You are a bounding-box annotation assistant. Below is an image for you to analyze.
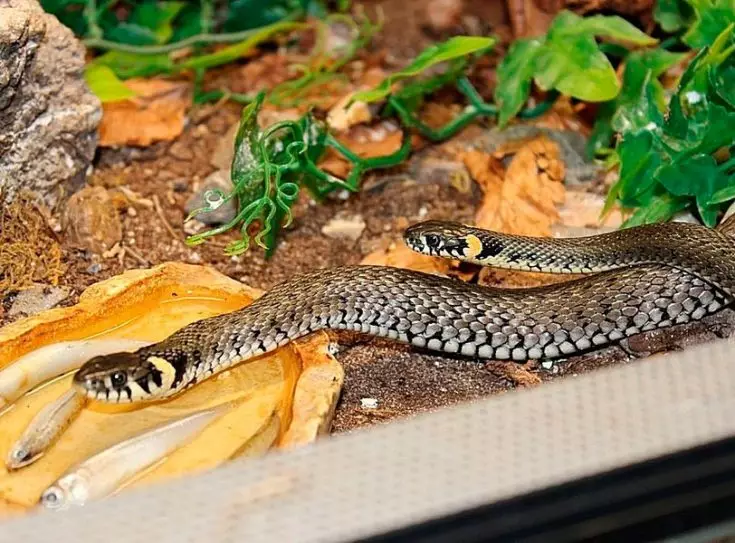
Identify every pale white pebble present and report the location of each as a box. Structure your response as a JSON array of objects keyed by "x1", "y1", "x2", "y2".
[{"x1": 360, "y1": 398, "x2": 379, "y2": 409}]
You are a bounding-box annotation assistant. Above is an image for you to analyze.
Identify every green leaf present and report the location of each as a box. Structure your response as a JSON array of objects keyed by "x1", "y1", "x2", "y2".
[
  {"x1": 232, "y1": 93, "x2": 266, "y2": 199},
  {"x1": 622, "y1": 192, "x2": 689, "y2": 227},
  {"x1": 351, "y1": 36, "x2": 496, "y2": 104},
  {"x1": 615, "y1": 130, "x2": 664, "y2": 208},
  {"x1": 170, "y1": 3, "x2": 205, "y2": 42},
  {"x1": 693, "y1": 103, "x2": 735, "y2": 154},
  {"x1": 532, "y1": 13, "x2": 620, "y2": 101},
  {"x1": 573, "y1": 13, "x2": 658, "y2": 46},
  {"x1": 710, "y1": 55, "x2": 735, "y2": 108},
  {"x1": 657, "y1": 154, "x2": 719, "y2": 197},
  {"x1": 92, "y1": 51, "x2": 174, "y2": 79},
  {"x1": 83, "y1": 64, "x2": 136, "y2": 103},
  {"x1": 223, "y1": 0, "x2": 293, "y2": 32},
  {"x1": 130, "y1": 1, "x2": 186, "y2": 44},
  {"x1": 390, "y1": 58, "x2": 468, "y2": 114},
  {"x1": 610, "y1": 49, "x2": 684, "y2": 134},
  {"x1": 533, "y1": 33, "x2": 619, "y2": 101},
  {"x1": 682, "y1": 0, "x2": 735, "y2": 48},
  {"x1": 586, "y1": 101, "x2": 616, "y2": 158},
  {"x1": 179, "y1": 20, "x2": 303, "y2": 70},
  {"x1": 106, "y1": 23, "x2": 160, "y2": 46},
  {"x1": 494, "y1": 38, "x2": 543, "y2": 127},
  {"x1": 710, "y1": 179, "x2": 735, "y2": 203},
  {"x1": 657, "y1": 154, "x2": 731, "y2": 226},
  {"x1": 612, "y1": 70, "x2": 663, "y2": 133},
  {"x1": 654, "y1": 0, "x2": 694, "y2": 32}
]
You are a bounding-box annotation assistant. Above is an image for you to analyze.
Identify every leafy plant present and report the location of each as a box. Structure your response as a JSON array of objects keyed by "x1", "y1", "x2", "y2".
[
  {"x1": 605, "y1": 24, "x2": 735, "y2": 228},
  {"x1": 654, "y1": 0, "x2": 735, "y2": 47},
  {"x1": 351, "y1": 35, "x2": 496, "y2": 104},
  {"x1": 586, "y1": 47, "x2": 687, "y2": 157},
  {"x1": 83, "y1": 19, "x2": 304, "y2": 102},
  {"x1": 352, "y1": 35, "x2": 558, "y2": 143},
  {"x1": 185, "y1": 93, "x2": 411, "y2": 256},
  {"x1": 42, "y1": 1, "x2": 331, "y2": 44},
  {"x1": 493, "y1": 10, "x2": 657, "y2": 127}
]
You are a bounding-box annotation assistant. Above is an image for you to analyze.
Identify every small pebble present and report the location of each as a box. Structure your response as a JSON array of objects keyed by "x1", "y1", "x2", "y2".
[
  {"x1": 321, "y1": 214, "x2": 366, "y2": 241},
  {"x1": 86, "y1": 262, "x2": 102, "y2": 274},
  {"x1": 360, "y1": 398, "x2": 379, "y2": 409},
  {"x1": 184, "y1": 219, "x2": 207, "y2": 236}
]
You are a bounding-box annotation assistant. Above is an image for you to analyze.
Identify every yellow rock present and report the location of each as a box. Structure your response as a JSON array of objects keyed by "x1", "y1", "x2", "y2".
[{"x1": 0, "y1": 262, "x2": 343, "y2": 516}]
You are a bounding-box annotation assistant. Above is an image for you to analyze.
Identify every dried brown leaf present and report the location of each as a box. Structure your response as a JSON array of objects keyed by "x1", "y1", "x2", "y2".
[
  {"x1": 459, "y1": 149, "x2": 504, "y2": 194},
  {"x1": 360, "y1": 242, "x2": 450, "y2": 275},
  {"x1": 472, "y1": 134, "x2": 565, "y2": 237},
  {"x1": 99, "y1": 79, "x2": 192, "y2": 147}
]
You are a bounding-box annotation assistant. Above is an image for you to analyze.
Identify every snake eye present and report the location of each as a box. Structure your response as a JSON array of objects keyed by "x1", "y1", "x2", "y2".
[
  {"x1": 424, "y1": 234, "x2": 440, "y2": 249},
  {"x1": 110, "y1": 371, "x2": 127, "y2": 388}
]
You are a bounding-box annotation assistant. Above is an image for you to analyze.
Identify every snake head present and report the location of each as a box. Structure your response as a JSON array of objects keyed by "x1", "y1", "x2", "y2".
[
  {"x1": 73, "y1": 352, "x2": 177, "y2": 403},
  {"x1": 404, "y1": 220, "x2": 476, "y2": 259}
]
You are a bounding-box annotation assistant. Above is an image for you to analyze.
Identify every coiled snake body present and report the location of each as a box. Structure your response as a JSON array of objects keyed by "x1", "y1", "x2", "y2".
[{"x1": 74, "y1": 220, "x2": 735, "y2": 403}]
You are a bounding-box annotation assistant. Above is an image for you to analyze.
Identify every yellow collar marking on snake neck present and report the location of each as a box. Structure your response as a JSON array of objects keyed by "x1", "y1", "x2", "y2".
[
  {"x1": 465, "y1": 234, "x2": 483, "y2": 259},
  {"x1": 147, "y1": 356, "x2": 176, "y2": 389}
]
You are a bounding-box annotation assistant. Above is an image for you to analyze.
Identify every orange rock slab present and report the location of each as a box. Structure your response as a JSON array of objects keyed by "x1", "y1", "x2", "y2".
[{"x1": 0, "y1": 262, "x2": 343, "y2": 516}]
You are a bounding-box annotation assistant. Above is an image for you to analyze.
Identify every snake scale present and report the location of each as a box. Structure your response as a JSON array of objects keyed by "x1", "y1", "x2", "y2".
[{"x1": 74, "y1": 220, "x2": 735, "y2": 403}]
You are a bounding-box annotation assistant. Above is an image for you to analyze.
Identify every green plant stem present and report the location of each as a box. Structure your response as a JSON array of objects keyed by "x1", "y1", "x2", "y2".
[
  {"x1": 387, "y1": 77, "x2": 559, "y2": 142},
  {"x1": 85, "y1": 0, "x2": 103, "y2": 40},
  {"x1": 200, "y1": 0, "x2": 213, "y2": 35},
  {"x1": 660, "y1": 35, "x2": 682, "y2": 50},
  {"x1": 194, "y1": 89, "x2": 254, "y2": 104},
  {"x1": 82, "y1": 10, "x2": 304, "y2": 53},
  {"x1": 518, "y1": 90, "x2": 560, "y2": 118}
]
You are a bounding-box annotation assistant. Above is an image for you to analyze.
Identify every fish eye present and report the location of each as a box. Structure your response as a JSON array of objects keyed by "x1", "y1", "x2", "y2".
[
  {"x1": 41, "y1": 488, "x2": 63, "y2": 508},
  {"x1": 424, "y1": 234, "x2": 440, "y2": 248},
  {"x1": 10, "y1": 447, "x2": 30, "y2": 463},
  {"x1": 110, "y1": 371, "x2": 127, "y2": 388}
]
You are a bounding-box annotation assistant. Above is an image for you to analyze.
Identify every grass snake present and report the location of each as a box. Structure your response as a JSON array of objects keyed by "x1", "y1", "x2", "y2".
[{"x1": 73, "y1": 220, "x2": 735, "y2": 403}]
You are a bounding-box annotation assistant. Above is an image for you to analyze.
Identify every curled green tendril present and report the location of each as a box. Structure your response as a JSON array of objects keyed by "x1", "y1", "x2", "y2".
[{"x1": 187, "y1": 31, "x2": 557, "y2": 258}]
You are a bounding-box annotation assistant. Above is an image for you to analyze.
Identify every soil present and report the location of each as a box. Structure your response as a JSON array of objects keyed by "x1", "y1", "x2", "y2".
[{"x1": 2, "y1": 0, "x2": 733, "y2": 436}]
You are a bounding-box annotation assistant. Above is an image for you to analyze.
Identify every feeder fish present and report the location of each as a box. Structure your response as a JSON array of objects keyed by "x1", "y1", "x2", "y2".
[
  {"x1": 0, "y1": 339, "x2": 151, "y2": 409},
  {"x1": 6, "y1": 388, "x2": 86, "y2": 470},
  {"x1": 39, "y1": 407, "x2": 225, "y2": 510}
]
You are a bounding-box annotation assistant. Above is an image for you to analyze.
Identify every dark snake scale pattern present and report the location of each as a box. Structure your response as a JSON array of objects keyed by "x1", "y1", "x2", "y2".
[{"x1": 74, "y1": 220, "x2": 735, "y2": 403}]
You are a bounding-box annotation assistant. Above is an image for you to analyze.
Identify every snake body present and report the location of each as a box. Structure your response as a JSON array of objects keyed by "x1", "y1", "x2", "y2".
[{"x1": 74, "y1": 221, "x2": 735, "y2": 404}]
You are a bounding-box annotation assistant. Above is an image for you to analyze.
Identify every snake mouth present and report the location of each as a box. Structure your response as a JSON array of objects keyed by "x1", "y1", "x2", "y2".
[
  {"x1": 73, "y1": 352, "x2": 171, "y2": 403},
  {"x1": 404, "y1": 221, "x2": 473, "y2": 258}
]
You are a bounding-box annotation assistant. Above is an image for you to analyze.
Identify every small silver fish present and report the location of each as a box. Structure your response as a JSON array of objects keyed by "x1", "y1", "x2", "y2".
[
  {"x1": 6, "y1": 388, "x2": 86, "y2": 470},
  {"x1": 0, "y1": 339, "x2": 151, "y2": 409},
  {"x1": 39, "y1": 407, "x2": 224, "y2": 511}
]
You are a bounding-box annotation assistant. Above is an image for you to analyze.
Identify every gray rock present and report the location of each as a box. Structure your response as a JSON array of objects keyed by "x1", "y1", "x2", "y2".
[
  {"x1": 8, "y1": 283, "x2": 70, "y2": 319},
  {"x1": 0, "y1": 0, "x2": 101, "y2": 207},
  {"x1": 474, "y1": 125, "x2": 603, "y2": 186},
  {"x1": 184, "y1": 170, "x2": 238, "y2": 225}
]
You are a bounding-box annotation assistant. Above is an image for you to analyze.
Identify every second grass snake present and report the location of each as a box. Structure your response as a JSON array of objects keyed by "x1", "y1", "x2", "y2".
[{"x1": 73, "y1": 219, "x2": 735, "y2": 403}]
